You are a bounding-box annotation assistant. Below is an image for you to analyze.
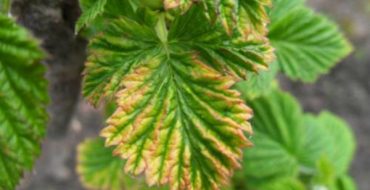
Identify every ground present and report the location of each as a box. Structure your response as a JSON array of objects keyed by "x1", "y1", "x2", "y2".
[{"x1": 17, "y1": 0, "x2": 370, "y2": 189}]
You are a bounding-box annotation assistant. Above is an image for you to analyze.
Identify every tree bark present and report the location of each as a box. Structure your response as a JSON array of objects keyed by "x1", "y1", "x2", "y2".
[{"x1": 11, "y1": 0, "x2": 87, "y2": 137}]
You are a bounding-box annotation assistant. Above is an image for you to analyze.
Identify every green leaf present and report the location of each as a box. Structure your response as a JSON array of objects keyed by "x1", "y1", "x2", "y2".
[
  {"x1": 239, "y1": 89, "x2": 356, "y2": 189},
  {"x1": 76, "y1": 0, "x2": 107, "y2": 33},
  {"x1": 82, "y1": 6, "x2": 273, "y2": 189},
  {"x1": 241, "y1": 89, "x2": 304, "y2": 184},
  {"x1": 256, "y1": 177, "x2": 306, "y2": 190},
  {"x1": 234, "y1": 61, "x2": 278, "y2": 100},
  {"x1": 302, "y1": 112, "x2": 356, "y2": 175},
  {"x1": 268, "y1": 0, "x2": 305, "y2": 23},
  {"x1": 0, "y1": 14, "x2": 47, "y2": 190},
  {"x1": 311, "y1": 159, "x2": 357, "y2": 190},
  {"x1": 312, "y1": 157, "x2": 337, "y2": 189},
  {"x1": 77, "y1": 138, "x2": 126, "y2": 190},
  {"x1": 77, "y1": 138, "x2": 169, "y2": 190},
  {"x1": 336, "y1": 175, "x2": 357, "y2": 190},
  {"x1": 269, "y1": 4, "x2": 352, "y2": 82}
]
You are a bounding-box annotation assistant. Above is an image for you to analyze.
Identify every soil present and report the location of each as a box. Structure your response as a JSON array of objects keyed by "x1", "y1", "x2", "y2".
[{"x1": 17, "y1": 0, "x2": 370, "y2": 189}]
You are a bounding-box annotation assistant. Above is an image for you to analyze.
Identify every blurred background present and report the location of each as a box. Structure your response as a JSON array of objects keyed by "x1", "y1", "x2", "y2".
[{"x1": 17, "y1": 0, "x2": 370, "y2": 189}]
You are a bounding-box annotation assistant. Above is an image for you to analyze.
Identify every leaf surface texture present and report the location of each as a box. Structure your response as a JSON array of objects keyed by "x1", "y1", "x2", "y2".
[
  {"x1": 269, "y1": 0, "x2": 352, "y2": 81},
  {"x1": 238, "y1": 89, "x2": 355, "y2": 189},
  {"x1": 0, "y1": 14, "x2": 47, "y2": 190},
  {"x1": 82, "y1": 5, "x2": 273, "y2": 190}
]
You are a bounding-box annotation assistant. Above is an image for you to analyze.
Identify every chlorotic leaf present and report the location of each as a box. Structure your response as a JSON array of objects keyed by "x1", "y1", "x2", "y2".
[
  {"x1": 82, "y1": 5, "x2": 273, "y2": 190},
  {"x1": 83, "y1": 7, "x2": 273, "y2": 105},
  {"x1": 0, "y1": 14, "x2": 47, "y2": 190},
  {"x1": 164, "y1": 0, "x2": 271, "y2": 39},
  {"x1": 269, "y1": 5, "x2": 352, "y2": 82},
  {"x1": 76, "y1": 0, "x2": 107, "y2": 33},
  {"x1": 167, "y1": 6, "x2": 274, "y2": 79},
  {"x1": 82, "y1": 14, "x2": 161, "y2": 105},
  {"x1": 77, "y1": 138, "x2": 169, "y2": 190},
  {"x1": 101, "y1": 55, "x2": 253, "y2": 190},
  {"x1": 163, "y1": 0, "x2": 192, "y2": 10}
]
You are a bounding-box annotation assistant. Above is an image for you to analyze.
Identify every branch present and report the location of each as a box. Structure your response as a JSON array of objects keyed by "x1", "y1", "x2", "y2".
[{"x1": 11, "y1": 0, "x2": 87, "y2": 137}]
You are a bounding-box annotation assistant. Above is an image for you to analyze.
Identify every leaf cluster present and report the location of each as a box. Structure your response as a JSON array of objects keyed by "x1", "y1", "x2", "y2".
[
  {"x1": 234, "y1": 89, "x2": 356, "y2": 190},
  {"x1": 75, "y1": 0, "x2": 355, "y2": 190},
  {"x1": 78, "y1": 0, "x2": 274, "y2": 189}
]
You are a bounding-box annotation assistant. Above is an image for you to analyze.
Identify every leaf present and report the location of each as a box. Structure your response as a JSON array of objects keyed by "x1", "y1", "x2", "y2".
[
  {"x1": 82, "y1": 6, "x2": 273, "y2": 190},
  {"x1": 82, "y1": 12, "x2": 161, "y2": 105},
  {"x1": 77, "y1": 138, "x2": 126, "y2": 190},
  {"x1": 312, "y1": 159, "x2": 357, "y2": 190},
  {"x1": 83, "y1": 7, "x2": 273, "y2": 105},
  {"x1": 239, "y1": 89, "x2": 356, "y2": 189},
  {"x1": 164, "y1": 0, "x2": 271, "y2": 39},
  {"x1": 268, "y1": 0, "x2": 305, "y2": 23},
  {"x1": 269, "y1": 4, "x2": 352, "y2": 82},
  {"x1": 234, "y1": 61, "x2": 278, "y2": 100},
  {"x1": 163, "y1": 0, "x2": 192, "y2": 10},
  {"x1": 77, "y1": 138, "x2": 169, "y2": 190},
  {"x1": 101, "y1": 54, "x2": 253, "y2": 190},
  {"x1": 336, "y1": 175, "x2": 357, "y2": 190},
  {"x1": 76, "y1": 0, "x2": 107, "y2": 33},
  {"x1": 312, "y1": 157, "x2": 337, "y2": 189},
  {"x1": 255, "y1": 177, "x2": 306, "y2": 190},
  {"x1": 241, "y1": 89, "x2": 304, "y2": 183},
  {"x1": 302, "y1": 112, "x2": 356, "y2": 175},
  {"x1": 168, "y1": 7, "x2": 274, "y2": 79},
  {"x1": 0, "y1": 14, "x2": 47, "y2": 190}
]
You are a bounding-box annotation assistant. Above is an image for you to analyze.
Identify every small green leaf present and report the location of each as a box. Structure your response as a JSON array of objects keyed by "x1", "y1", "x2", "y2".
[
  {"x1": 77, "y1": 138, "x2": 169, "y2": 190},
  {"x1": 269, "y1": 4, "x2": 352, "y2": 82},
  {"x1": 312, "y1": 157, "x2": 337, "y2": 189},
  {"x1": 336, "y1": 175, "x2": 357, "y2": 190},
  {"x1": 256, "y1": 177, "x2": 306, "y2": 190},
  {"x1": 302, "y1": 112, "x2": 356, "y2": 175},
  {"x1": 238, "y1": 89, "x2": 356, "y2": 189},
  {"x1": 311, "y1": 159, "x2": 357, "y2": 190},
  {"x1": 241, "y1": 89, "x2": 304, "y2": 183},
  {"x1": 0, "y1": 14, "x2": 47, "y2": 190},
  {"x1": 77, "y1": 138, "x2": 126, "y2": 190},
  {"x1": 76, "y1": 0, "x2": 107, "y2": 33},
  {"x1": 234, "y1": 61, "x2": 278, "y2": 100}
]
